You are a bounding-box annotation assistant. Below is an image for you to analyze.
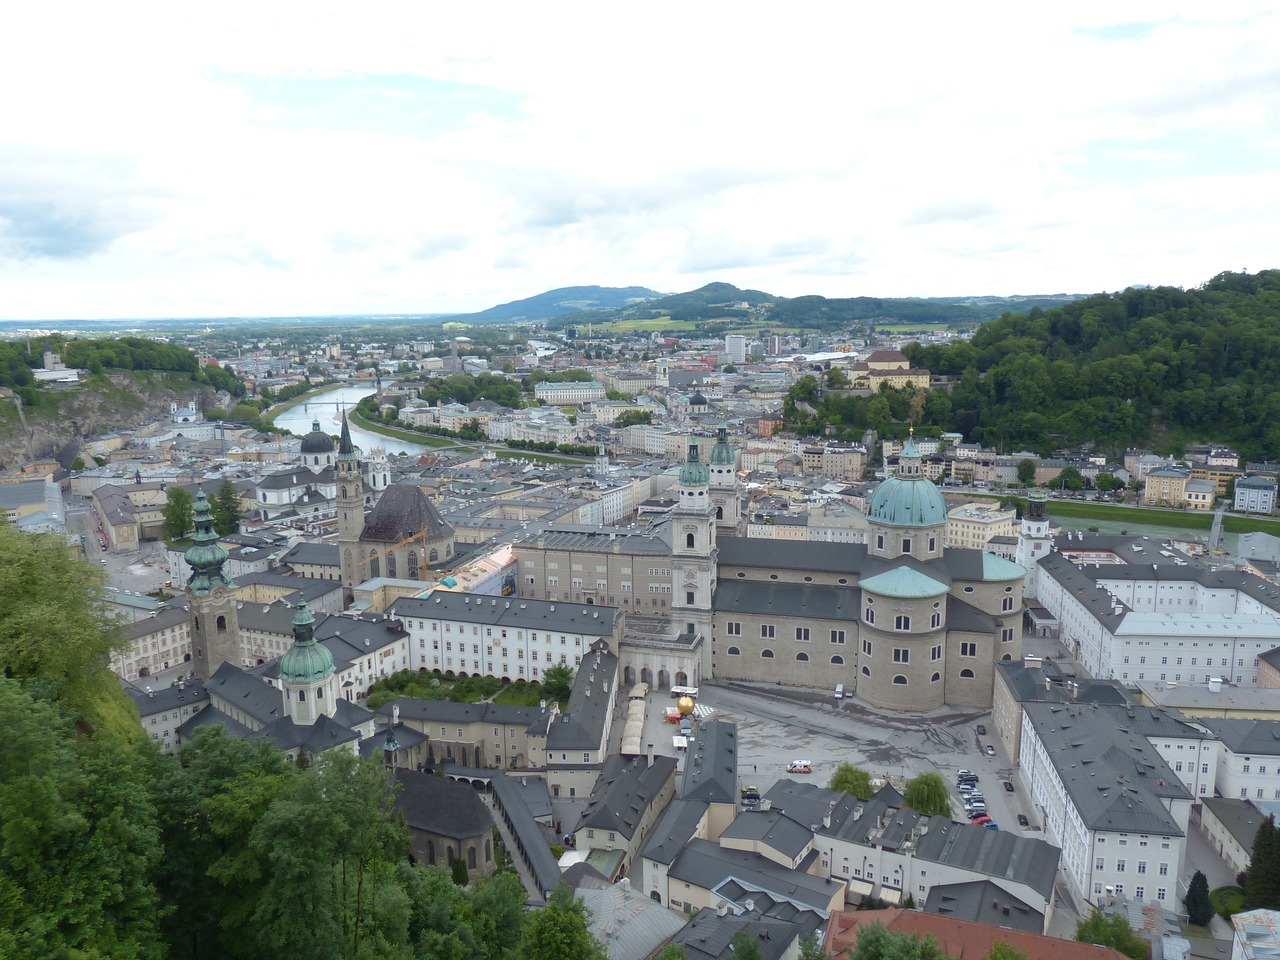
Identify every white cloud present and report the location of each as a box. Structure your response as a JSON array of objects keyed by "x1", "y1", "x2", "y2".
[{"x1": 1, "y1": 2, "x2": 1278, "y2": 317}]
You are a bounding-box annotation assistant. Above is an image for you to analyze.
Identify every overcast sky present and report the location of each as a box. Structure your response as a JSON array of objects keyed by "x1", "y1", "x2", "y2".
[{"x1": 3, "y1": 4, "x2": 1278, "y2": 319}]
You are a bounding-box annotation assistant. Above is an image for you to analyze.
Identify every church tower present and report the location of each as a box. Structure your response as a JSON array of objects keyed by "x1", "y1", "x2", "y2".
[
  {"x1": 366, "y1": 446, "x2": 391, "y2": 504},
  {"x1": 670, "y1": 437, "x2": 717, "y2": 677},
  {"x1": 708, "y1": 423, "x2": 741, "y2": 534},
  {"x1": 279, "y1": 601, "x2": 337, "y2": 725},
  {"x1": 336, "y1": 414, "x2": 364, "y2": 606},
  {"x1": 186, "y1": 490, "x2": 240, "y2": 680},
  {"x1": 1016, "y1": 489, "x2": 1053, "y2": 598}
]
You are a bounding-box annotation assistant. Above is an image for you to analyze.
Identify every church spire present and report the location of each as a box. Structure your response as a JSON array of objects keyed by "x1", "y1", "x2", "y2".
[{"x1": 338, "y1": 412, "x2": 356, "y2": 459}]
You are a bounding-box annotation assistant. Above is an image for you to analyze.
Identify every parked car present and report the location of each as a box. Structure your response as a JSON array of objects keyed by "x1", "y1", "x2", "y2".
[
  {"x1": 985, "y1": 744, "x2": 997, "y2": 757},
  {"x1": 971, "y1": 815, "x2": 992, "y2": 826},
  {"x1": 984, "y1": 821, "x2": 999, "y2": 831},
  {"x1": 787, "y1": 760, "x2": 813, "y2": 774},
  {"x1": 957, "y1": 769, "x2": 975, "y2": 778},
  {"x1": 1003, "y1": 781, "x2": 1015, "y2": 793},
  {"x1": 976, "y1": 724, "x2": 986, "y2": 735},
  {"x1": 1017, "y1": 814, "x2": 1029, "y2": 827},
  {"x1": 959, "y1": 783, "x2": 976, "y2": 794}
]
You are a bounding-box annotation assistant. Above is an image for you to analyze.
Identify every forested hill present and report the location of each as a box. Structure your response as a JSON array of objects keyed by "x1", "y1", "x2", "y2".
[
  {"x1": 446, "y1": 285, "x2": 663, "y2": 323},
  {"x1": 902, "y1": 269, "x2": 1280, "y2": 459}
]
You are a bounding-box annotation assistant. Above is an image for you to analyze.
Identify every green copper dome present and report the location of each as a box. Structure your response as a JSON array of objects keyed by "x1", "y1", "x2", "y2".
[
  {"x1": 868, "y1": 435, "x2": 947, "y2": 528},
  {"x1": 184, "y1": 490, "x2": 235, "y2": 595},
  {"x1": 279, "y1": 601, "x2": 334, "y2": 685},
  {"x1": 709, "y1": 424, "x2": 736, "y2": 466},
  {"x1": 679, "y1": 438, "x2": 710, "y2": 487}
]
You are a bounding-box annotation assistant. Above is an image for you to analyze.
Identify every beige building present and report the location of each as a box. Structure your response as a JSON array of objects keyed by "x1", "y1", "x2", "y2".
[
  {"x1": 946, "y1": 503, "x2": 1017, "y2": 551},
  {"x1": 1144, "y1": 466, "x2": 1190, "y2": 507},
  {"x1": 378, "y1": 697, "x2": 552, "y2": 769}
]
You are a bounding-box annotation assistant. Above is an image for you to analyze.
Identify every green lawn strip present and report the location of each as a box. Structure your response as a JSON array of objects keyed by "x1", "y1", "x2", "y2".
[
  {"x1": 349, "y1": 411, "x2": 464, "y2": 447},
  {"x1": 1210, "y1": 885, "x2": 1245, "y2": 920}
]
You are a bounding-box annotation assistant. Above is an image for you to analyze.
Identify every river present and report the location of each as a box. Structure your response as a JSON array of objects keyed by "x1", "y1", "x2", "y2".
[{"x1": 271, "y1": 383, "x2": 442, "y2": 457}]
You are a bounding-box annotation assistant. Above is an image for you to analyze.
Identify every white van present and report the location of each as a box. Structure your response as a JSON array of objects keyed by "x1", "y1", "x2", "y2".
[{"x1": 834, "y1": 684, "x2": 845, "y2": 700}]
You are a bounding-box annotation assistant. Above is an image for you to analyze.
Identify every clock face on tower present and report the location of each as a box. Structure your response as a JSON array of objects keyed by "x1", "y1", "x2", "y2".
[{"x1": 211, "y1": 585, "x2": 228, "y2": 601}]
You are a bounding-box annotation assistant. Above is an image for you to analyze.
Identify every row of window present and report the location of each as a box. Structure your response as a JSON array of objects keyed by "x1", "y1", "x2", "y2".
[
  {"x1": 1123, "y1": 655, "x2": 1259, "y2": 666},
  {"x1": 1094, "y1": 859, "x2": 1168, "y2": 875}
]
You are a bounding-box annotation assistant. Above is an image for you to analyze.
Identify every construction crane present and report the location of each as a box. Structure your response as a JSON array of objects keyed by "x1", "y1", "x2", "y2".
[{"x1": 364, "y1": 528, "x2": 447, "y2": 581}]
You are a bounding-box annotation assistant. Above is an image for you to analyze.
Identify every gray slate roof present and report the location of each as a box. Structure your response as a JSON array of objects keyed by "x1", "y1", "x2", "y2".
[
  {"x1": 575, "y1": 755, "x2": 678, "y2": 839},
  {"x1": 924, "y1": 879, "x2": 1043, "y2": 934},
  {"x1": 391, "y1": 768, "x2": 493, "y2": 839},
  {"x1": 126, "y1": 679, "x2": 208, "y2": 718},
  {"x1": 392, "y1": 591, "x2": 620, "y2": 637},
  {"x1": 718, "y1": 808, "x2": 814, "y2": 861},
  {"x1": 548, "y1": 643, "x2": 618, "y2": 753},
  {"x1": 490, "y1": 771, "x2": 563, "y2": 898},
  {"x1": 360, "y1": 482, "x2": 453, "y2": 543},
  {"x1": 682, "y1": 719, "x2": 739, "y2": 804},
  {"x1": 1022, "y1": 701, "x2": 1192, "y2": 836},
  {"x1": 1200, "y1": 719, "x2": 1280, "y2": 757},
  {"x1": 667, "y1": 838, "x2": 843, "y2": 914},
  {"x1": 642, "y1": 799, "x2": 710, "y2": 865},
  {"x1": 205, "y1": 661, "x2": 283, "y2": 727},
  {"x1": 712, "y1": 580, "x2": 858, "y2": 620},
  {"x1": 377, "y1": 697, "x2": 550, "y2": 732}
]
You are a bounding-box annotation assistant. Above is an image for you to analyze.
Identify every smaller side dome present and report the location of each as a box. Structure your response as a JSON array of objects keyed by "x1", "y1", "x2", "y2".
[
  {"x1": 301, "y1": 417, "x2": 336, "y2": 454},
  {"x1": 680, "y1": 438, "x2": 710, "y2": 487}
]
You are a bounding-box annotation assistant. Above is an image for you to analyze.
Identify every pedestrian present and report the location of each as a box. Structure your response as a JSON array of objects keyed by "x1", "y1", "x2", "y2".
[{"x1": 753, "y1": 764, "x2": 757, "y2": 773}]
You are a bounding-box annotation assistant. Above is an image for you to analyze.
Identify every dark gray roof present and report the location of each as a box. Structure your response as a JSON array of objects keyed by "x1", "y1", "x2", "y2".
[
  {"x1": 1200, "y1": 719, "x2": 1280, "y2": 757},
  {"x1": 175, "y1": 704, "x2": 253, "y2": 741},
  {"x1": 716, "y1": 536, "x2": 996, "y2": 586},
  {"x1": 682, "y1": 719, "x2": 739, "y2": 804},
  {"x1": 392, "y1": 592, "x2": 620, "y2": 638},
  {"x1": 1023, "y1": 701, "x2": 1192, "y2": 836},
  {"x1": 358, "y1": 722, "x2": 427, "y2": 761},
  {"x1": 923, "y1": 879, "x2": 1043, "y2": 934},
  {"x1": 490, "y1": 771, "x2": 563, "y2": 897},
  {"x1": 122, "y1": 604, "x2": 192, "y2": 640},
  {"x1": 248, "y1": 713, "x2": 361, "y2": 753},
  {"x1": 642, "y1": 798, "x2": 710, "y2": 865},
  {"x1": 670, "y1": 906, "x2": 825, "y2": 960},
  {"x1": 912, "y1": 817, "x2": 1060, "y2": 900},
  {"x1": 126, "y1": 679, "x2": 208, "y2": 718},
  {"x1": 377, "y1": 697, "x2": 550, "y2": 732},
  {"x1": 713, "y1": 580, "x2": 858, "y2": 620},
  {"x1": 996, "y1": 660, "x2": 1132, "y2": 706},
  {"x1": 761, "y1": 779, "x2": 867, "y2": 833},
  {"x1": 519, "y1": 523, "x2": 672, "y2": 554},
  {"x1": 205, "y1": 661, "x2": 283, "y2": 727},
  {"x1": 667, "y1": 838, "x2": 843, "y2": 914},
  {"x1": 278, "y1": 542, "x2": 340, "y2": 567},
  {"x1": 1202, "y1": 797, "x2": 1270, "y2": 852},
  {"x1": 575, "y1": 755, "x2": 678, "y2": 839},
  {"x1": 718, "y1": 808, "x2": 815, "y2": 861},
  {"x1": 360, "y1": 483, "x2": 453, "y2": 544},
  {"x1": 548, "y1": 643, "x2": 618, "y2": 752},
  {"x1": 391, "y1": 768, "x2": 493, "y2": 839}
]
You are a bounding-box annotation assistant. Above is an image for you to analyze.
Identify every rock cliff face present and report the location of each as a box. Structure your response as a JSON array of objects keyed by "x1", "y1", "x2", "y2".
[{"x1": 0, "y1": 375, "x2": 218, "y2": 468}]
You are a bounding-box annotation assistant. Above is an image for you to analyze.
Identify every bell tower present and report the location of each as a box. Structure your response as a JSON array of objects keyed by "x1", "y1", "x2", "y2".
[
  {"x1": 1016, "y1": 489, "x2": 1053, "y2": 598},
  {"x1": 336, "y1": 414, "x2": 365, "y2": 606},
  {"x1": 670, "y1": 437, "x2": 717, "y2": 678},
  {"x1": 186, "y1": 490, "x2": 240, "y2": 679},
  {"x1": 708, "y1": 423, "x2": 741, "y2": 534}
]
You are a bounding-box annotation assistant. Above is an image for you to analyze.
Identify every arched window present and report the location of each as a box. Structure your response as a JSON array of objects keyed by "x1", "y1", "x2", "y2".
[
  {"x1": 467, "y1": 847, "x2": 477, "y2": 869},
  {"x1": 408, "y1": 551, "x2": 419, "y2": 579},
  {"x1": 831, "y1": 655, "x2": 845, "y2": 665},
  {"x1": 387, "y1": 553, "x2": 397, "y2": 579},
  {"x1": 429, "y1": 548, "x2": 439, "y2": 563},
  {"x1": 369, "y1": 550, "x2": 380, "y2": 579},
  {"x1": 428, "y1": 840, "x2": 436, "y2": 865},
  {"x1": 298, "y1": 689, "x2": 306, "y2": 701},
  {"x1": 930, "y1": 613, "x2": 942, "y2": 629},
  {"x1": 216, "y1": 615, "x2": 227, "y2": 632},
  {"x1": 686, "y1": 533, "x2": 695, "y2": 548},
  {"x1": 193, "y1": 615, "x2": 200, "y2": 630},
  {"x1": 894, "y1": 615, "x2": 911, "y2": 631},
  {"x1": 761, "y1": 649, "x2": 775, "y2": 659},
  {"x1": 864, "y1": 608, "x2": 875, "y2": 624},
  {"x1": 796, "y1": 652, "x2": 809, "y2": 662},
  {"x1": 485, "y1": 839, "x2": 492, "y2": 862},
  {"x1": 344, "y1": 548, "x2": 352, "y2": 574},
  {"x1": 861, "y1": 665, "x2": 870, "y2": 677},
  {"x1": 716, "y1": 506, "x2": 724, "y2": 520},
  {"x1": 341, "y1": 486, "x2": 347, "y2": 499},
  {"x1": 960, "y1": 669, "x2": 975, "y2": 679},
  {"x1": 1001, "y1": 653, "x2": 1012, "y2": 661},
  {"x1": 893, "y1": 675, "x2": 908, "y2": 685},
  {"x1": 931, "y1": 672, "x2": 941, "y2": 683},
  {"x1": 727, "y1": 646, "x2": 740, "y2": 656},
  {"x1": 315, "y1": 687, "x2": 323, "y2": 699}
]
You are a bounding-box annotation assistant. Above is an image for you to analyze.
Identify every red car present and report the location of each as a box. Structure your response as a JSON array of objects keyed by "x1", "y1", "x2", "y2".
[{"x1": 971, "y1": 815, "x2": 993, "y2": 826}]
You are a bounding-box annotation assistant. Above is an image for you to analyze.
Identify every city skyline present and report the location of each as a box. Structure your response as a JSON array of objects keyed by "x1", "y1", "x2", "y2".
[{"x1": 3, "y1": 4, "x2": 1278, "y2": 319}]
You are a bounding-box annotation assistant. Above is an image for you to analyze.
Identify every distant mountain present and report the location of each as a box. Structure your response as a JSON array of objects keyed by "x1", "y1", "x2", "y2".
[{"x1": 445, "y1": 286, "x2": 664, "y2": 324}]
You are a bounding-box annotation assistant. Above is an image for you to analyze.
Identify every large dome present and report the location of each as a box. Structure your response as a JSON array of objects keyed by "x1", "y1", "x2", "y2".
[
  {"x1": 868, "y1": 475, "x2": 948, "y2": 527},
  {"x1": 280, "y1": 602, "x2": 334, "y2": 684},
  {"x1": 300, "y1": 418, "x2": 336, "y2": 454},
  {"x1": 869, "y1": 435, "x2": 947, "y2": 528}
]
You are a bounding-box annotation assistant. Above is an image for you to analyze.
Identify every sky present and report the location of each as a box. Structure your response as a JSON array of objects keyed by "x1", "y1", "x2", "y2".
[{"x1": 2, "y1": 3, "x2": 1279, "y2": 320}]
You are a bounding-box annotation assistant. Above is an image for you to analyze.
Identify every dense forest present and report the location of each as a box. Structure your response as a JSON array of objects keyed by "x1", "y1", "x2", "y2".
[
  {"x1": 0, "y1": 522, "x2": 613, "y2": 960},
  {"x1": 788, "y1": 270, "x2": 1280, "y2": 460}
]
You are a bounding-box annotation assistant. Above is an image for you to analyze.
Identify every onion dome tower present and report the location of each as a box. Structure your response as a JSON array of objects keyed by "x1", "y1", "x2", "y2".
[
  {"x1": 708, "y1": 423, "x2": 741, "y2": 532},
  {"x1": 186, "y1": 490, "x2": 240, "y2": 680},
  {"x1": 867, "y1": 432, "x2": 947, "y2": 561},
  {"x1": 279, "y1": 600, "x2": 337, "y2": 725}
]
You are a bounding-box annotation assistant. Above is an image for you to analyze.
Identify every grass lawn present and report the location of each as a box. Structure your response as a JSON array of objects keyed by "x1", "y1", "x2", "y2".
[
  {"x1": 1045, "y1": 499, "x2": 1213, "y2": 530},
  {"x1": 492, "y1": 683, "x2": 551, "y2": 707},
  {"x1": 349, "y1": 411, "x2": 463, "y2": 447},
  {"x1": 1210, "y1": 885, "x2": 1246, "y2": 920}
]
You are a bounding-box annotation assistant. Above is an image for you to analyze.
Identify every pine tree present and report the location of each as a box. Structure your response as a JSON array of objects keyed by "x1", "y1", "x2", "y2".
[
  {"x1": 452, "y1": 856, "x2": 470, "y2": 886},
  {"x1": 1246, "y1": 814, "x2": 1280, "y2": 910},
  {"x1": 1184, "y1": 870, "x2": 1213, "y2": 925}
]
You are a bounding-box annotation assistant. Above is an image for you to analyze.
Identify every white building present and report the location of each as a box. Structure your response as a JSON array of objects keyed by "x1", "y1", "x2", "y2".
[
  {"x1": 725, "y1": 335, "x2": 747, "y2": 365},
  {"x1": 388, "y1": 592, "x2": 622, "y2": 682},
  {"x1": 1235, "y1": 476, "x2": 1278, "y2": 514},
  {"x1": 534, "y1": 380, "x2": 607, "y2": 404},
  {"x1": 1201, "y1": 719, "x2": 1280, "y2": 802},
  {"x1": 1019, "y1": 701, "x2": 1192, "y2": 910}
]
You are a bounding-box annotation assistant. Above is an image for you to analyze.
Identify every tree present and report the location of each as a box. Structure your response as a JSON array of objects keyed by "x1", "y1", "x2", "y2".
[
  {"x1": 452, "y1": 857, "x2": 470, "y2": 886},
  {"x1": 1055, "y1": 466, "x2": 1085, "y2": 491},
  {"x1": 829, "y1": 762, "x2": 874, "y2": 799},
  {"x1": 902, "y1": 773, "x2": 950, "y2": 818},
  {"x1": 541, "y1": 664, "x2": 574, "y2": 702},
  {"x1": 798, "y1": 932, "x2": 827, "y2": 960},
  {"x1": 1246, "y1": 814, "x2": 1280, "y2": 909},
  {"x1": 613, "y1": 409, "x2": 653, "y2": 429},
  {"x1": 213, "y1": 480, "x2": 242, "y2": 537},
  {"x1": 826, "y1": 367, "x2": 849, "y2": 389},
  {"x1": 654, "y1": 946, "x2": 689, "y2": 960},
  {"x1": 70, "y1": 455, "x2": 86, "y2": 471},
  {"x1": 1017, "y1": 459, "x2": 1037, "y2": 485},
  {"x1": 0, "y1": 523, "x2": 128, "y2": 731},
  {"x1": 729, "y1": 930, "x2": 765, "y2": 960},
  {"x1": 1074, "y1": 909, "x2": 1148, "y2": 960},
  {"x1": 1184, "y1": 870, "x2": 1213, "y2": 925},
  {"x1": 164, "y1": 486, "x2": 195, "y2": 540},
  {"x1": 517, "y1": 884, "x2": 605, "y2": 960},
  {"x1": 850, "y1": 922, "x2": 948, "y2": 960},
  {"x1": 985, "y1": 942, "x2": 1026, "y2": 960}
]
